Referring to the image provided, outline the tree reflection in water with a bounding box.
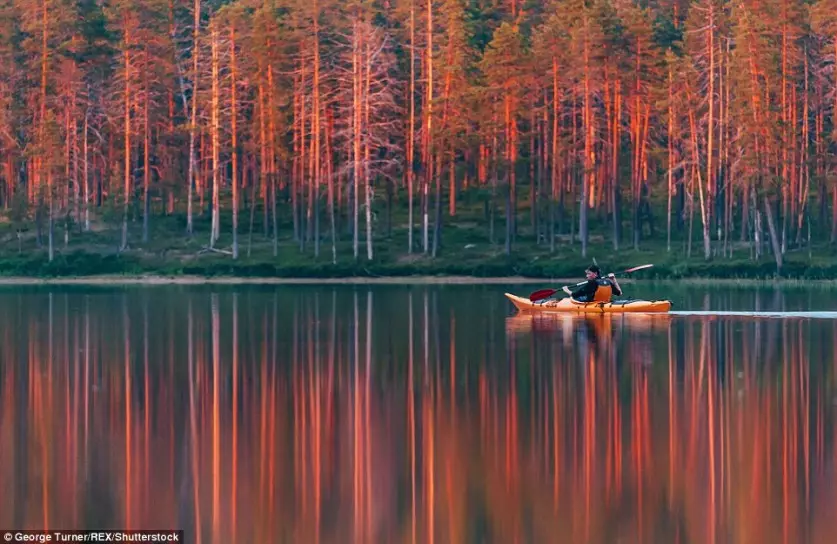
[0,287,834,544]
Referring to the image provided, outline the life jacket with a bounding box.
[574,278,614,303]
[592,279,613,302]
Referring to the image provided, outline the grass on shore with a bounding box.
[0,192,835,280]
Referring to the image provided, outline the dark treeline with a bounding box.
[0,0,836,268]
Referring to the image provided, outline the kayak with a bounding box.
[504,293,672,314]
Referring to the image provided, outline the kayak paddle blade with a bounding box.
[529,289,558,302]
[624,264,654,274]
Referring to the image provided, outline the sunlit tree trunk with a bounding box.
[363,24,373,261]
[797,47,809,245]
[580,17,593,258]
[122,18,131,251]
[268,61,278,256]
[210,19,220,248]
[83,105,89,232]
[833,37,837,242]
[706,1,714,259]
[326,108,336,263]
[313,2,322,258]
[423,0,433,254]
[407,0,415,253]
[186,0,200,236]
[142,45,151,244]
[687,89,710,260]
[550,58,559,254]
[667,58,674,253]
[258,70,268,242]
[230,23,239,259]
[352,17,361,259]
[299,52,307,251]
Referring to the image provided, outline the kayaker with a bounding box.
[562,265,622,303]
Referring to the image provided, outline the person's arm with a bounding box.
[608,273,622,296]
[566,280,597,299]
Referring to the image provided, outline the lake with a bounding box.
[1,282,836,543]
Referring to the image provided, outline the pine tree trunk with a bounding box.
[48,171,54,261]
[352,19,361,260]
[230,24,239,259]
[210,20,220,248]
[186,0,200,236]
[706,3,715,257]
[667,60,674,252]
[364,28,373,261]
[580,26,592,258]
[313,3,322,259]
[797,48,809,245]
[423,0,433,255]
[258,76,268,239]
[143,46,151,244]
[326,109,336,264]
[764,194,782,270]
[122,32,131,251]
[83,107,90,232]
[552,59,559,253]
[299,54,308,252]
[267,62,278,254]
[407,0,415,253]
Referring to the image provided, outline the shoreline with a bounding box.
[0,274,834,286]
[0,275,560,285]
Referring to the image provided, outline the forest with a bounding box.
[0,0,836,275]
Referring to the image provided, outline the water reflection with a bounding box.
[0,287,835,543]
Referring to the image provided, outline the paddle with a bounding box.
[528,264,655,302]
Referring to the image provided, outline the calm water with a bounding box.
[1,283,837,543]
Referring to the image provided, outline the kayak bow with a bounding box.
[504,293,672,314]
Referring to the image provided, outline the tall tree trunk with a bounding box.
[764,194,783,270]
[300,53,308,251]
[667,58,674,252]
[551,58,560,253]
[612,80,622,248]
[258,73,268,239]
[364,26,373,261]
[326,109,336,264]
[230,23,239,259]
[832,36,837,242]
[72,114,80,234]
[313,3,322,258]
[580,22,592,258]
[48,171,53,261]
[186,0,200,236]
[797,46,809,245]
[143,46,151,244]
[268,62,278,256]
[38,0,49,196]
[83,106,90,232]
[122,25,131,251]
[423,0,433,254]
[352,18,361,260]
[407,0,415,253]
[210,20,220,248]
[529,104,536,235]
[687,91,710,259]
[705,2,715,258]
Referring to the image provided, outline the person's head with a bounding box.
[585,265,601,279]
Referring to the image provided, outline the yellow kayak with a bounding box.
[504,293,672,314]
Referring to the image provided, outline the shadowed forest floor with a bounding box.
[0,193,835,279]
